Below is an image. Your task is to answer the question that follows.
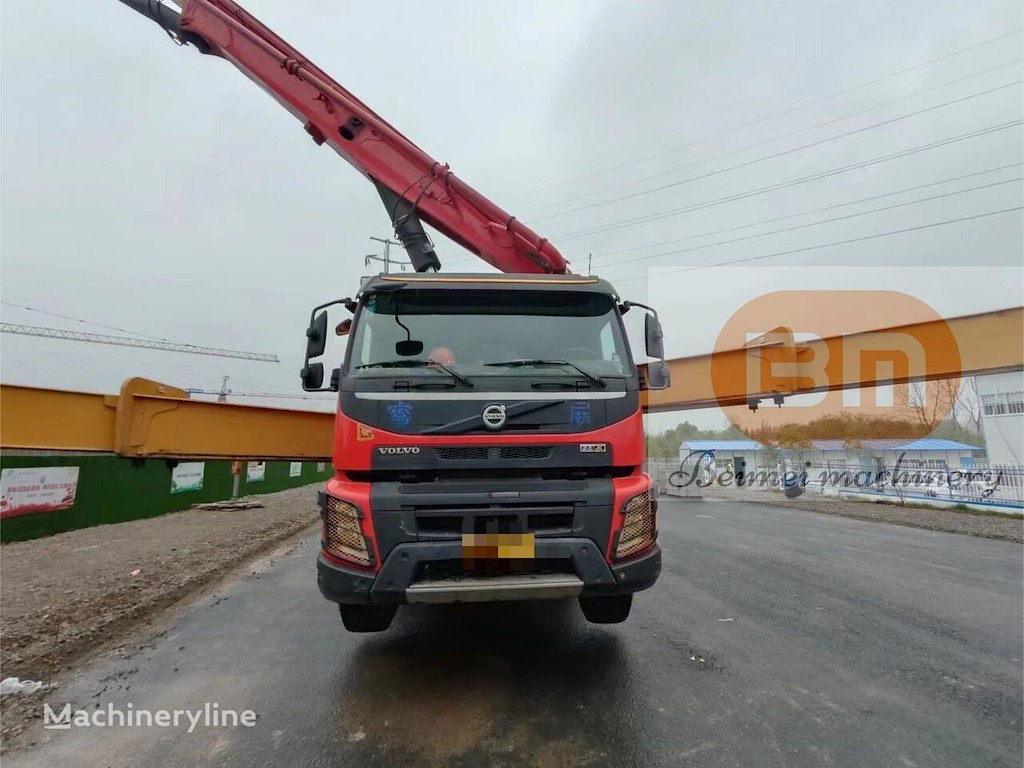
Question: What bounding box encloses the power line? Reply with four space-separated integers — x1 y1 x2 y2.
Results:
0 324 280 363
591 163 1023 260
0 300 171 341
611 206 1023 285
552 119 1022 241
443 149 1022 271
505 29 1023 202
187 389 323 400
593 177 1020 273
519 58 1022 219
532 80 1022 223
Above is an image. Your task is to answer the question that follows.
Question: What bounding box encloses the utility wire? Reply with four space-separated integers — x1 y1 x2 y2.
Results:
188 389 323 400
506 29 1023 202
592 178 1020 272
590 163 1023 260
0 324 279 363
443 155 1023 271
0 300 172 342
532 80 1023 223
519 58 1022 219
611 207 1024 285
552 120 1022 241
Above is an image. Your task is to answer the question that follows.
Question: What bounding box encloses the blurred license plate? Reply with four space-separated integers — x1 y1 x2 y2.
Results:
461 533 535 559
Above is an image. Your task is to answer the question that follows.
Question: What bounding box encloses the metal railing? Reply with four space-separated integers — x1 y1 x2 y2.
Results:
804 460 1024 510
645 458 703 498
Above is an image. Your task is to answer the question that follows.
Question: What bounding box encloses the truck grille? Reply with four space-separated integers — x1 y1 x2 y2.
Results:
436 445 553 461
414 506 574 536
436 446 488 461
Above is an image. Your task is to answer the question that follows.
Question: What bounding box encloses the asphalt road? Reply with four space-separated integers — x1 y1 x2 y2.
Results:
9 499 1023 767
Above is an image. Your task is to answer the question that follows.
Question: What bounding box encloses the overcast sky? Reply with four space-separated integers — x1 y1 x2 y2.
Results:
1 0 1021 430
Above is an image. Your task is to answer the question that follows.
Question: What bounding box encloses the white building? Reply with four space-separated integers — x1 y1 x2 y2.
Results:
976 372 1024 465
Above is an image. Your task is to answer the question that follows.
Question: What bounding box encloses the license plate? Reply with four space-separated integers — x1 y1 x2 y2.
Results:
461 532 535 559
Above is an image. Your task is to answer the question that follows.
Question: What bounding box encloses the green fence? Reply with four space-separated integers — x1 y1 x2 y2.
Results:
0 453 333 543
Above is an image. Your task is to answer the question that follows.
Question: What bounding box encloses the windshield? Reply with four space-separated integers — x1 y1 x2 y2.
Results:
347 289 631 378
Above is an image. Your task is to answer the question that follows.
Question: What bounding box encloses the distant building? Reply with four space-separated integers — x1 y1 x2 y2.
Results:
680 438 982 474
976 372 1024 465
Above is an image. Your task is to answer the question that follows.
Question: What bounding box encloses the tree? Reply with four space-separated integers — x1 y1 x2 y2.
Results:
954 377 983 435
645 421 746 459
894 381 959 435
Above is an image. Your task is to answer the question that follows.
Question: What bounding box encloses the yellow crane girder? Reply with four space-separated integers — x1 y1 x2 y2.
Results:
641 306 1024 412
1 307 1021 459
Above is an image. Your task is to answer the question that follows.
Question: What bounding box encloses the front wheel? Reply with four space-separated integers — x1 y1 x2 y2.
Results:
579 594 632 624
339 604 397 633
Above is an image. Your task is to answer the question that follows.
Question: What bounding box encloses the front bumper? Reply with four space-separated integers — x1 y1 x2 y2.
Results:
317 539 661 605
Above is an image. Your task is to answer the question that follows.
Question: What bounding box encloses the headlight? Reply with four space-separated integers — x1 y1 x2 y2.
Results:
323 497 373 567
614 490 657 559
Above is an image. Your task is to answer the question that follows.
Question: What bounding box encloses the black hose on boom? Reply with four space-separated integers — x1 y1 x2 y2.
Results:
116 1 211 52
375 182 442 272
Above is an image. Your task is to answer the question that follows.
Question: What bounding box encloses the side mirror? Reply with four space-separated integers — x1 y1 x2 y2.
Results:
646 360 671 390
306 311 329 359
645 313 665 360
301 297 350 392
300 362 325 390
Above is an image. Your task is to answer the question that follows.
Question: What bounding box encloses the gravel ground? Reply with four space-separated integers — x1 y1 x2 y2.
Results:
700 485 1024 542
0 484 321 745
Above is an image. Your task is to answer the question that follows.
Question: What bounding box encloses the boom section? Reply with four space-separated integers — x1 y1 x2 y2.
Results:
119 0 568 274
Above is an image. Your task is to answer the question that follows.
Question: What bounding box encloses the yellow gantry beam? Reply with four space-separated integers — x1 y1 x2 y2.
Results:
1 307 1021 458
642 306 1024 412
0 384 117 453
1 377 335 460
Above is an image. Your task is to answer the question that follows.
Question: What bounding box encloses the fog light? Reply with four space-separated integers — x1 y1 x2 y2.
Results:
615 491 656 559
324 497 372 567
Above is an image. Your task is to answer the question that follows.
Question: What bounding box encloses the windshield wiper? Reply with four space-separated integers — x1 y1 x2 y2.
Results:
484 359 607 388
355 359 474 387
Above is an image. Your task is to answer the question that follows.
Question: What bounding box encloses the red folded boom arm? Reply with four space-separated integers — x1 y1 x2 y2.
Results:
120 0 569 275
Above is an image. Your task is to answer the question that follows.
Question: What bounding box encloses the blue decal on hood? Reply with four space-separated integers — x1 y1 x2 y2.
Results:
387 401 413 428
570 401 591 428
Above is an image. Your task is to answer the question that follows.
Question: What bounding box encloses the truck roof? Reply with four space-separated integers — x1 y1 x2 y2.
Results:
360 272 619 297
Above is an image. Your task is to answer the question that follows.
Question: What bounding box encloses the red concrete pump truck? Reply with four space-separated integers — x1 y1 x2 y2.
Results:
120 0 671 632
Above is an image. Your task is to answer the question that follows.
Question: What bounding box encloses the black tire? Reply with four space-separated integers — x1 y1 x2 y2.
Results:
339 604 397 633
579 594 632 624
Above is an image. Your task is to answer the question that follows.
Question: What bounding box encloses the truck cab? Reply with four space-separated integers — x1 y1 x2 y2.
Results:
303 273 668 632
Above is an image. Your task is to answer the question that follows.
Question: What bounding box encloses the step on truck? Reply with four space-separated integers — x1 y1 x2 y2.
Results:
117 0 672 631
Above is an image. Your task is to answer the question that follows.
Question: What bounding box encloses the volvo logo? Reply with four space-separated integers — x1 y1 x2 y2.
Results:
481 403 507 430
377 446 421 455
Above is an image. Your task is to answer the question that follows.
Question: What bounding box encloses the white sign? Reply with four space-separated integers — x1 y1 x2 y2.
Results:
0 466 79 518
170 462 205 494
289 462 302 478
246 461 266 483
316 462 327 473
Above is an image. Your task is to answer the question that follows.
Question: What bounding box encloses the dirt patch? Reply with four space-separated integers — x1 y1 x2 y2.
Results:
0 484 321 744
339 649 509 766
701 486 1023 542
